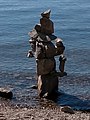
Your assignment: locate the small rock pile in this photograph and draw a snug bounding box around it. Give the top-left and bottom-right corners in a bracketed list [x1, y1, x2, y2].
[28, 9, 66, 97]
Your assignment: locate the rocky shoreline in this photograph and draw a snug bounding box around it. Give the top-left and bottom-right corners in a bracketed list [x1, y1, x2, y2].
[0, 101, 90, 120]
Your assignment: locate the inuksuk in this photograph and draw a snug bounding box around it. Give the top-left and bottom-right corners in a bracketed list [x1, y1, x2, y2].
[27, 9, 67, 97]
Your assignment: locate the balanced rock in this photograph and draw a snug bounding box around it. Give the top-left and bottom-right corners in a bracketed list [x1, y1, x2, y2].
[28, 9, 67, 98]
[38, 73, 58, 97]
[41, 9, 51, 18]
[55, 38, 65, 55]
[40, 17, 54, 35]
[59, 55, 66, 73]
[44, 42, 56, 58]
[36, 58, 56, 75]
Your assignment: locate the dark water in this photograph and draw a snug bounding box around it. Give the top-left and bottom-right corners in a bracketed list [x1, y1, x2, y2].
[0, 0, 90, 111]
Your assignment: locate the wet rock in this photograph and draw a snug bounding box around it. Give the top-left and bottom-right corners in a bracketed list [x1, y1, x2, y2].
[48, 34, 57, 41]
[36, 58, 56, 75]
[55, 46, 65, 55]
[0, 88, 13, 99]
[38, 74, 58, 97]
[55, 38, 65, 55]
[37, 32, 47, 42]
[44, 42, 56, 58]
[41, 9, 51, 18]
[35, 41, 56, 59]
[27, 50, 34, 58]
[55, 38, 63, 47]
[59, 55, 66, 73]
[37, 33, 51, 42]
[35, 24, 41, 32]
[61, 106, 74, 114]
[40, 15, 54, 34]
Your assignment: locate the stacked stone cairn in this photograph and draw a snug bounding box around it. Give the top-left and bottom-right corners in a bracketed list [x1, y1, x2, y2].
[28, 9, 67, 97]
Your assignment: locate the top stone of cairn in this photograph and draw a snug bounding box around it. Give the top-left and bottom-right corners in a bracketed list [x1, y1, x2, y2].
[41, 9, 51, 18]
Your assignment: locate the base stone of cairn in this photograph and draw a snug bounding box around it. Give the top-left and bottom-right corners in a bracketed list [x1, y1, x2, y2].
[28, 9, 66, 98]
[38, 74, 58, 97]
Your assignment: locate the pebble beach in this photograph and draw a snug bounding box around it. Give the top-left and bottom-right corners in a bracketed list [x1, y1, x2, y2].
[0, 102, 90, 120]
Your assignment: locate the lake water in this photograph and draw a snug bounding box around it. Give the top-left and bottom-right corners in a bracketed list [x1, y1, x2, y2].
[0, 0, 90, 111]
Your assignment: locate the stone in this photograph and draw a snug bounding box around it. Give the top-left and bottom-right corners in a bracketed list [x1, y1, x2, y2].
[36, 31, 57, 42]
[40, 17, 54, 34]
[27, 50, 34, 58]
[28, 29, 38, 39]
[48, 34, 57, 40]
[61, 106, 74, 114]
[0, 88, 13, 99]
[55, 38, 63, 47]
[36, 58, 56, 75]
[41, 9, 51, 18]
[44, 42, 56, 58]
[59, 55, 66, 73]
[55, 38, 65, 55]
[55, 46, 65, 55]
[34, 24, 41, 32]
[37, 33, 49, 42]
[37, 33, 56, 42]
[35, 38, 56, 59]
[35, 42, 45, 59]
[37, 73, 58, 97]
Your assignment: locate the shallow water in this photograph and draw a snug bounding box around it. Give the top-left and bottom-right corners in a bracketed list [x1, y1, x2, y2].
[0, 0, 90, 110]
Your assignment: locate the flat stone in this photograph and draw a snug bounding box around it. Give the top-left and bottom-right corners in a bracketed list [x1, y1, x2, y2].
[55, 38, 65, 55]
[0, 88, 13, 99]
[27, 50, 34, 58]
[37, 32, 57, 42]
[35, 41, 56, 59]
[41, 9, 51, 18]
[48, 34, 57, 40]
[35, 42, 45, 59]
[44, 42, 56, 58]
[37, 33, 57, 42]
[37, 32, 48, 42]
